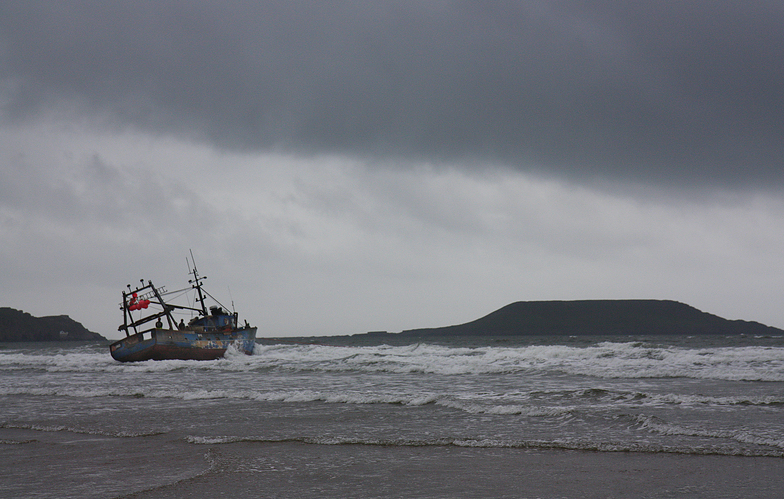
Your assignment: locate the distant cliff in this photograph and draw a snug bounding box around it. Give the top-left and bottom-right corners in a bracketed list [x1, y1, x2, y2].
[0, 308, 106, 342]
[398, 300, 783, 337]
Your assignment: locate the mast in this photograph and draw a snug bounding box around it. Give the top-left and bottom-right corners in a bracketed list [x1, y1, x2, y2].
[188, 249, 209, 317]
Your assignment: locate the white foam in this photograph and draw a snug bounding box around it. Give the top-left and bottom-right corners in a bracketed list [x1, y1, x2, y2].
[2, 341, 783, 381]
[241, 341, 784, 381]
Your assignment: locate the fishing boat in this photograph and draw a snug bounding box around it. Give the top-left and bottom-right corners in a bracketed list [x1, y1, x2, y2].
[109, 254, 257, 362]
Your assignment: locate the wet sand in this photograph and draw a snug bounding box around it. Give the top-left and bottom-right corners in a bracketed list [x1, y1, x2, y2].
[125, 442, 784, 499]
[4, 428, 783, 498]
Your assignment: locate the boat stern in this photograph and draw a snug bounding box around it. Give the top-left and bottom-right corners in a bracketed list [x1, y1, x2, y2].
[110, 330, 158, 362]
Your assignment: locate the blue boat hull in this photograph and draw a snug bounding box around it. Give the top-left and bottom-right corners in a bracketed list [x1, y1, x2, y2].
[109, 327, 257, 362]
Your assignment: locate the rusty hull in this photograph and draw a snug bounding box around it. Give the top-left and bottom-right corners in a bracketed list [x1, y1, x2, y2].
[109, 327, 257, 362]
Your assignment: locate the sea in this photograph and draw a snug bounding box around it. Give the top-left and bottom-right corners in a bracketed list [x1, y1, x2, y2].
[2, 334, 784, 498]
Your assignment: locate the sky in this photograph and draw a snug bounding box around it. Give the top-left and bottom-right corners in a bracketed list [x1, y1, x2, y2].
[2, 1, 784, 339]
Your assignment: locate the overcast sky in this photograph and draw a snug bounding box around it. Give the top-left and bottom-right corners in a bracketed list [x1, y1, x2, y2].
[2, 1, 784, 338]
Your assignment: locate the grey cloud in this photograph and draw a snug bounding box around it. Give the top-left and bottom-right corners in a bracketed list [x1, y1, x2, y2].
[1, 1, 782, 187]
[0, 147, 220, 253]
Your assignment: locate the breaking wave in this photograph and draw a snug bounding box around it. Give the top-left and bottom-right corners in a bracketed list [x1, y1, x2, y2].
[3, 383, 780, 422]
[2, 341, 783, 381]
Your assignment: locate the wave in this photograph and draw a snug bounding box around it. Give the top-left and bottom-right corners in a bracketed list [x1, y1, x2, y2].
[183, 433, 784, 458]
[0, 438, 37, 445]
[249, 342, 784, 381]
[632, 413, 784, 451]
[4, 383, 781, 422]
[0, 421, 164, 438]
[2, 341, 784, 381]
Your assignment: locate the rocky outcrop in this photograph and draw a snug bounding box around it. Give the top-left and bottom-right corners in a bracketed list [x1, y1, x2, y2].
[0, 307, 106, 341]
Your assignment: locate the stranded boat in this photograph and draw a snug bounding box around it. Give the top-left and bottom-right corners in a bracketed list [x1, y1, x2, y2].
[109, 255, 257, 362]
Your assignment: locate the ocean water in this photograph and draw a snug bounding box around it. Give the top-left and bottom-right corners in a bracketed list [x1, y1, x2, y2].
[2, 335, 784, 498]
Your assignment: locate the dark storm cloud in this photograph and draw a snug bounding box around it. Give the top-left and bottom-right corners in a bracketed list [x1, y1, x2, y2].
[1, 1, 782, 187]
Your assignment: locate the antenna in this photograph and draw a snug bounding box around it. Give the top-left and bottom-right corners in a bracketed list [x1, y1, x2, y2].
[189, 249, 197, 273]
[228, 286, 235, 314]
